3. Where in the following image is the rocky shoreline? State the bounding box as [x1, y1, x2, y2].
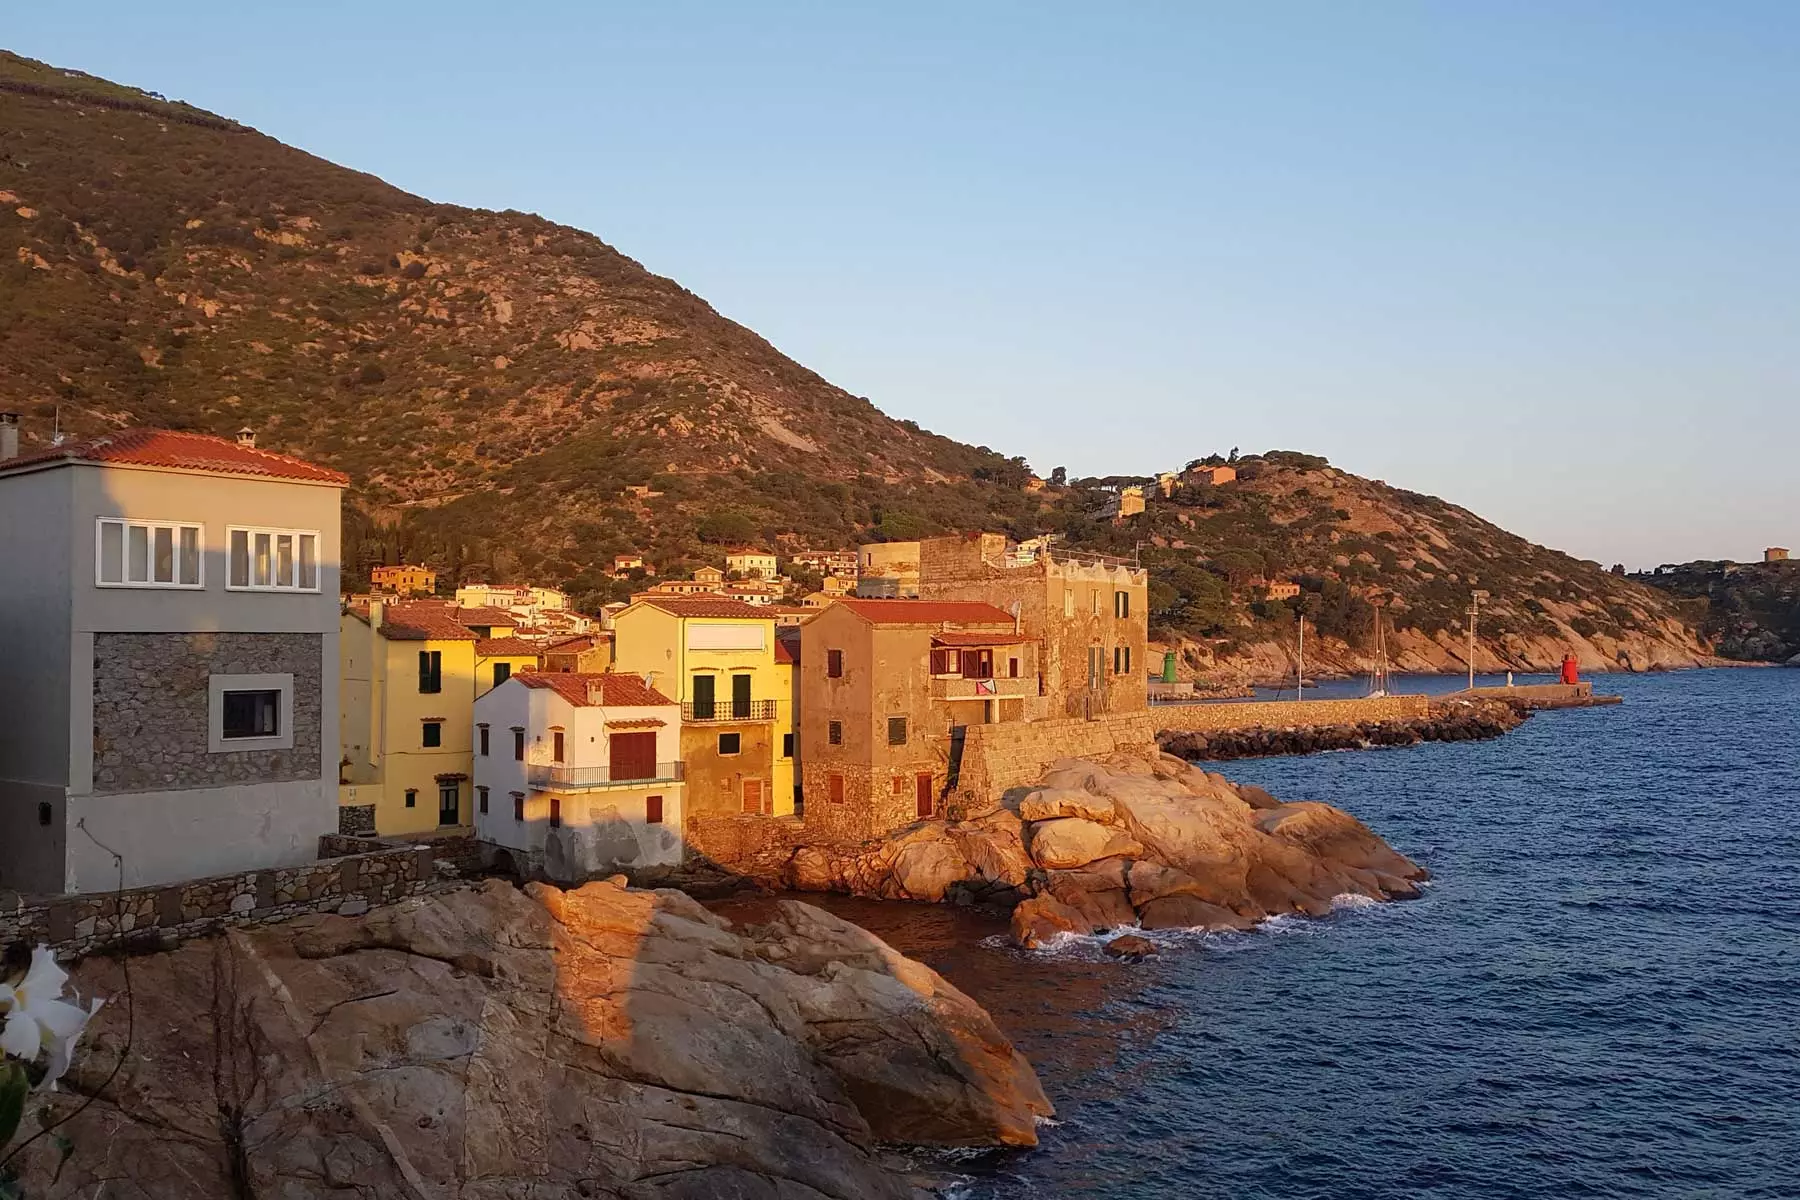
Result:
[1157, 696, 1527, 761]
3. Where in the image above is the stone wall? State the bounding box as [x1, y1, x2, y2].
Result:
[951, 712, 1159, 806]
[685, 813, 809, 882]
[1152, 694, 1430, 733]
[92, 632, 323, 794]
[0, 836, 453, 958]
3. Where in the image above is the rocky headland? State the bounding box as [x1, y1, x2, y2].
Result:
[778, 752, 1427, 949]
[1157, 696, 1527, 762]
[11, 878, 1048, 1199]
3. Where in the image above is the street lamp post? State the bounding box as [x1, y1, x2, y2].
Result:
[1465, 590, 1489, 691]
[1296, 609, 1304, 702]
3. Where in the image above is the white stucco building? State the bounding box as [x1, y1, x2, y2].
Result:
[472, 672, 684, 880]
[0, 425, 347, 894]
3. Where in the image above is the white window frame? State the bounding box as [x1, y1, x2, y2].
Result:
[208, 672, 295, 753]
[95, 518, 205, 589]
[226, 525, 322, 593]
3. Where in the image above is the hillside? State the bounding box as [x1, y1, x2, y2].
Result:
[0, 51, 1715, 672]
[1051, 453, 1713, 678]
[1633, 560, 1800, 663]
[0, 50, 1043, 601]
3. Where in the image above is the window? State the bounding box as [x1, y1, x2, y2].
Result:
[887, 716, 908, 746]
[405, 789, 418, 809]
[1113, 646, 1133, 676]
[646, 794, 664, 824]
[828, 773, 844, 804]
[719, 732, 741, 755]
[731, 673, 752, 719]
[439, 784, 459, 826]
[1114, 646, 1122, 675]
[552, 730, 565, 762]
[1115, 591, 1131, 619]
[422, 721, 442, 748]
[226, 526, 320, 591]
[418, 651, 442, 694]
[1009, 656, 1020, 678]
[610, 732, 658, 781]
[960, 649, 992, 679]
[691, 673, 716, 720]
[1063, 590, 1074, 618]
[208, 672, 293, 753]
[826, 649, 844, 679]
[1092, 589, 1101, 615]
[548, 795, 561, 829]
[782, 733, 794, 758]
[1124, 646, 1132, 675]
[478, 785, 489, 815]
[512, 792, 525, 821]
[828, 720, 842, 746]
[96, 518, 202, 588]
[513, 728, 525, 761]
[493, 662, 512, 688]
[479, 725, 490, 756]
[930, 648, 954, 675]
[892, 776, 907, 796]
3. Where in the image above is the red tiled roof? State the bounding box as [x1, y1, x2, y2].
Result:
[834, 599, 1016, 626]
[546, 634, 608, 653]
[637, 597, 772, 619]
[931, 631, 1027, 647]
[365, 601, 478, 641]
[518, 672, 673, 707]
[774, 629, 800, 665]
[455, 606, 518, 628]
[0, 428, 349, 485]
[475, 637, 543, 658]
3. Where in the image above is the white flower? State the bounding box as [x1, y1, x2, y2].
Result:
[0, 945, 102, 1089]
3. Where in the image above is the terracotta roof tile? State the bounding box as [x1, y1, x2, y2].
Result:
[368, 601, 478, 641]
[518, 672, 673, 707]
[637, 597, 772, 619]
[0, 428, 349, 485]
[834, 599, 1017, 626]
[454, 606, 518, 627]
[475, 637, 543, 658]
[606, 717, 667, 730]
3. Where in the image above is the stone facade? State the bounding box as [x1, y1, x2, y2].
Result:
[0, 835, 459, 959]
[92, 631, 323, 794]
[338, 803, 378, 836]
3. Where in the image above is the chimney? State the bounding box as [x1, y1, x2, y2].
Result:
[369, 600, 384, 630]
[236, 426, 256, 449]
[0, 413, 17, 461]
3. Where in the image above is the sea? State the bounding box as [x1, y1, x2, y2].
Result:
[810, 668, 1800, 1199]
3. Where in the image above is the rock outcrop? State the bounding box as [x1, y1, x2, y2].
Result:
[11, 878, 1049, 1198]
[781, 752, 1427, 948]
[1158, 696, 1526, 762]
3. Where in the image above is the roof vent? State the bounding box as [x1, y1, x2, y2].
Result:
[236, 427, 256, 449]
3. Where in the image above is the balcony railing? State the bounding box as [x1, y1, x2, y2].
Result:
[527, 762, 684, 788]
[930, 675, 1033, 701]
[682, 699, 779, 723]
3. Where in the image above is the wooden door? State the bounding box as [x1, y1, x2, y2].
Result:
[731, 673, 752, 718]
[609, 731, 657, 781]
[691, 674, 715, 719]
[742, 778, 763, 814]
[915, 773, 934, 819]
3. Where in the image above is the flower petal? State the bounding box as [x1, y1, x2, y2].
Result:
[31, 998, 92, 1042]
[18, 946, 67, 1006]
[0, 1010, 41, 1060]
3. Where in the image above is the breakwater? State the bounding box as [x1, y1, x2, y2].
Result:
[1158, 697, 1524, 761]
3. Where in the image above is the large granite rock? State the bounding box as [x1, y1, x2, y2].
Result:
[12, 878, 1049, 1198]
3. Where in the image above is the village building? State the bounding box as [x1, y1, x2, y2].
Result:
[789, 549, 859, 577]
[0, 427, 346, 894]
[609, 597, 797, 820]
[856, 541, 922, 598]
[692, 565, 726, 586]
[916, 533, 1149, 719]
[798, 599, 1031, 842]
[612, 554, 648, 574]
[725, 548, 780, 580]
[338, 600, 542, 838]
[473, 672, 684, 880]
[1183, 463, 1238, 487]
[1263, 579, 1302, 601]
[543, 633, 614, 673]
[1105, 485, 1147, 523]
[1766, 547, 1790, 563]
[370, 563, 437, 596]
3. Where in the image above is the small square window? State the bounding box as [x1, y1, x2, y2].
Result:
[405, 789, 418, 809]
[782, 733, 795, 758]
[422, 721, 442, 748]
[828, 720, 842, 746]
[1009, 656, 1020, 678]
[826, 649, 844, 679]
[719, 732, 741, 755]
[828, 773, 844, 804]
[887, 716, 907, 746]
[646, 794, 664, 824]
[478, 785, 489, 815]
[222, 690, 280, 740]
[493, 662, 512, 688]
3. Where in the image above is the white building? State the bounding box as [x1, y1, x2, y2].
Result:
[0, 425, 346, 894]
[473, 672, 684, 881]
[724, 549, 779, 580]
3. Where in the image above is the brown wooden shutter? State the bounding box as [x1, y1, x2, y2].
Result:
[609, 731, 658, 781]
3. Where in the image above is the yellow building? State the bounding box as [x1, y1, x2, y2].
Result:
[338, 600, 541, 837]
[610, 596, 796, 823]
[370, 563, 437, 596]
[725, 548, 779, 580]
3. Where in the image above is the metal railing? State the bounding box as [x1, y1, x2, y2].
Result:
[527, 762, 684, 788]
[682, 699, 779, 723]
[930, 676, 1033, 701]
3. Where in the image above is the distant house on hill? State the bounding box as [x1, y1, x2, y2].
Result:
[1766, 547, 1790, 563]
[371, 563, 437, 596]
[725, 548, 779, 580]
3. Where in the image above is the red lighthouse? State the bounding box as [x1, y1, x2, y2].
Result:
[1560, 653, 1580, 685]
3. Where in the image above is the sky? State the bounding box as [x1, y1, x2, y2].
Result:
[8, 2, 1798, 568]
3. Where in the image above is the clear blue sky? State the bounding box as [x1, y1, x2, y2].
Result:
[10, 2, 1798, 567]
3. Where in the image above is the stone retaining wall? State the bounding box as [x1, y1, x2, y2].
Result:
[952, 712, 1159, 807]
[1152, 694, 1430, 733]
[0, 836, 461, 958]
[685, 813, 809, 882]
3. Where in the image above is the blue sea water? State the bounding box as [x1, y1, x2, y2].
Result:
[838, 669, 1800, 1199]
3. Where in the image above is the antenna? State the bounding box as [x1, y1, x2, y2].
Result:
[51, 405, 64, 446]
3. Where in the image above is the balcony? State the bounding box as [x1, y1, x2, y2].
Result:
[682, 699, 779, 723]
[929, 675, 1033, 702]
[527, 762, 685, 789]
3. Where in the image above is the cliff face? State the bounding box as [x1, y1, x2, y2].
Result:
[12, 879, 1048, 1198]
[1634, 561, 1800, 662]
